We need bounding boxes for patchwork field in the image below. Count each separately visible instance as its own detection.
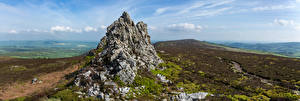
[0,41,97,58]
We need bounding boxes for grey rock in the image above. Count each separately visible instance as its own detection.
[104,81,117,86]
[75,91,84,95]
[74,11,163,98]
[157,74,170,83]
[38,80,43,84]
[105,94,110,101]
[87,84,101,96]
[170,92,209,101]
[119,87,130,95]
[32,78,38,84]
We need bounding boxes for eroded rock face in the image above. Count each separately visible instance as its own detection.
[74,12,162,97]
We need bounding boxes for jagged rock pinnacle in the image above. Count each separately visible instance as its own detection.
[121,11,132,23]
[74,12,163,97]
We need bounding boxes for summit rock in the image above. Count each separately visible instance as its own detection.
[74,12,163,97]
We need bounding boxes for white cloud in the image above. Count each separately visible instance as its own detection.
[296,0,300,3]
[205,0,235,8]
[178,2,205,14]
[274,19,294,26]
[8,30,18,34]
[149,26,157,30]
[168,23,203,32]
[100,25,106,30]
[25,29,49,33]
[50,26,82,33]
[192,7,232,17]
[84,26,97,32]
[294,25,300,30]
[154,7,169,15]
[274,19,300,30]
[253,5,296,11]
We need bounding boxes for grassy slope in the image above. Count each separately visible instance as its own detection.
[154,39,300,100]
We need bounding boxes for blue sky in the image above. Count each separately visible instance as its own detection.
[0,0,299,42]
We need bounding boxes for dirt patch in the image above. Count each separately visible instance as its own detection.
[0,64,80,100]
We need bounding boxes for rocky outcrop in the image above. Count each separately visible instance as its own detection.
[74,12,162,98]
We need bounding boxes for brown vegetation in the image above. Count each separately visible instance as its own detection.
[154,39,300,100]
[0,56,84,100]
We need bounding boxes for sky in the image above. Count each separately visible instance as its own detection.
[0,0,299,42]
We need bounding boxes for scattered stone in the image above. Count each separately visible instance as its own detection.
[162,99,167,101]
[119,87,130,95]
[104,81,117,86]
[157,74,170,83]
[75,91,84,95]
[170,92,208,101]
[105,94,110,101]
[293,90,300,95]
[32,78,38,84]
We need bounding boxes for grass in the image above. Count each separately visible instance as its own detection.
[151,62,182,80]
[130,76,163,96]
[9,66,28,72]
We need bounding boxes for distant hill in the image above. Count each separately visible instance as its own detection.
[0,40,98,58]
[217,42,300,58]
[155,39,277,55]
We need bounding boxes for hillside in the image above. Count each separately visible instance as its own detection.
[0,56,84,100]
[218,42,300,58]
[1,13,300,101]
[154,39,300,100]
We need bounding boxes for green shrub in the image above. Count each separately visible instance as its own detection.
[181,59,195,67]
[226,95,238,101]
[113,75,125,87]
[249,94,270,101]
[176,82,201,93]
[260,88,299,100]
[52,89,78,101]
[10,66,27,72]
[46,98,61,101]
[95,48,103,54]
[9,97,26,101]
[198,70,205,76]
[151,62,182,80]
[131,76,163,95]
[233,95,249,101]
